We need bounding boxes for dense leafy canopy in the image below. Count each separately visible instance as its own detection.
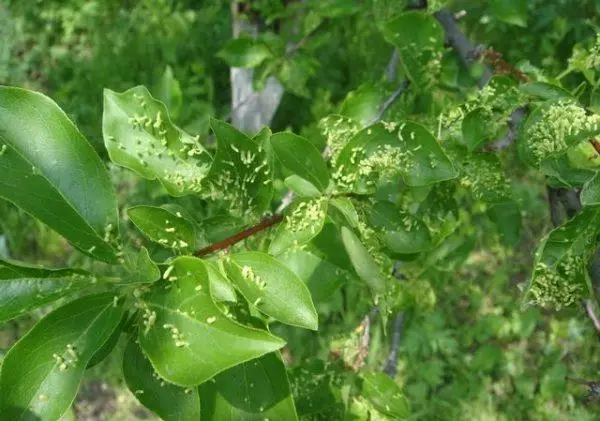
[2,0,600,420]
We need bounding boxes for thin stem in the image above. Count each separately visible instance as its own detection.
[368,80,410,125]
[383,312,405,377]
[585,299,600,336]
[194,213,284,257]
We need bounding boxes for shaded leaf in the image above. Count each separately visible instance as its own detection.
[269,198,328,255]
[123,339,201,421]
[103,86,212,196]
[581,172,600,206]
[284,175,321,198]
[271,132,329,191]
[0,293,125,420]
[277,250,347,303]
[0,260,93,322]
[490,0,527,27]
[206,119,272,215]
[524,207,600,309]
[369,201,432,254]
[153,65,183,119]
[204,260,237,303]
[488,201,522,247]
[360,371,410,419]
[139,256,284,387]
[128,205,196,251]
[520,82,573,101]
[217,37,273,68]
[0,87,119,262]
[224,252,318,330]
[341,227,385,294]
[200,352,298,421]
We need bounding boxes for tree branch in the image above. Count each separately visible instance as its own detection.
[383,312,405,377]
[585,299,600,336]
[434,9,493,87]
[369,80,410,125]
[194,213,283,257]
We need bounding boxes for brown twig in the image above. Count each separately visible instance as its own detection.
[585,299,600,336]
[194,213,284,257]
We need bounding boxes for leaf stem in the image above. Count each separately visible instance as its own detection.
[194,213,284,257]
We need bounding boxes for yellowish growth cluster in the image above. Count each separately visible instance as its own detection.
[529,253,586,309]
[142,307,156,335]
[163,323,189,348]
[53,344,79,372]
[286,199,325,234]
[528,101,600,162]
[587,33,600,68]
[358,144,413,180]
[333,141,413,191]
[205,144,270,216]
[318,115,361,164]
[459,158,509,201]
[241,265,267,289]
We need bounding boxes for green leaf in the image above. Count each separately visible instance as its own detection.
[0,87,119,262]
[335,121,456,192]
[518,100,600,166]
[360,371,410,419]
[382,11,444,87]
[488,201,522,247]
[123,339,201,421]
[277,250,346,303]
[490,0,528,27]
[520,82,573,101]
[224,252,318,330]
[567,141,600,171]
[121,246,161,285]
[524,207,600,309]
[199,352,298,421]
[460,153,511,203]
[462,107,497,151]
[103,86,212,196]
[128,205,196,251]
[340,84,388,127]
[270,132,329,191]
[369,201,432,254]
[318,114,361,164]
[289,359,344,418]
[153,65,183,119]
[217,37,273,68]
[277,54,318,98]
[204,260,237,303]
[0,293,125,420]
[341,227,385,294]
[0,260,93,322]
[329,197,360,228]
[399,122,457,186]
[284,175,322,198]
[87,314,125,368]
[581,172,600,206]
[139,256,284,387]
[206,119,272,215]
[541,154,595,188]
[269,198,328,255]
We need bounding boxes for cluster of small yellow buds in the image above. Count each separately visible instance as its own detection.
[529,254,586,309]
[318,115,361,164]
[285,199,326,234]
[587,33,600,68]
[528,101,600,162]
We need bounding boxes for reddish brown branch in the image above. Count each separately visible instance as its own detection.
[194,213,284,257]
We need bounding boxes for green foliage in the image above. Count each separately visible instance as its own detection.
[2,0,600,420]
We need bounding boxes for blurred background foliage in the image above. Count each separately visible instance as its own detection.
[2,0,600,420]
